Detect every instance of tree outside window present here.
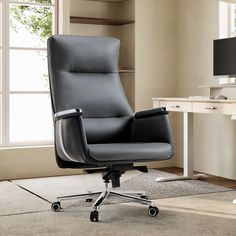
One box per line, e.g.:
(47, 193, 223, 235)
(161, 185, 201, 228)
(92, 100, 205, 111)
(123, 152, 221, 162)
(10, 0, 53, 39)
(10, 0, 54, 90)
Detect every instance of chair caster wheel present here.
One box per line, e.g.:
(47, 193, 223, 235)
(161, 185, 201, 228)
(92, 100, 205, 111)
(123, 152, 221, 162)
(51, 202, 61, 212)
(148, 206, 159, 217)
(140, 195, 149, 200)
(90, 210, 99, 222)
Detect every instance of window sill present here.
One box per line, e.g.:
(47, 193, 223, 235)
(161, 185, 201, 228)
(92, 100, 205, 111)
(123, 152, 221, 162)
(0, 144, 54, 150)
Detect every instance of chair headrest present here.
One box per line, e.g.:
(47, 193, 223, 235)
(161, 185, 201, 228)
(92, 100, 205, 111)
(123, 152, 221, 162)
(47, 35, 120, 74)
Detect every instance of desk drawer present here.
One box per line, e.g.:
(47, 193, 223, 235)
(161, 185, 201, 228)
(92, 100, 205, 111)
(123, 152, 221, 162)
(159, 101, 192, 112)
(192, 102, 232, 115)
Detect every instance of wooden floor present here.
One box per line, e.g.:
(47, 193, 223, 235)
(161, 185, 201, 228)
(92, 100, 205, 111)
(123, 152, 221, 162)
(157, 167, 236, 190)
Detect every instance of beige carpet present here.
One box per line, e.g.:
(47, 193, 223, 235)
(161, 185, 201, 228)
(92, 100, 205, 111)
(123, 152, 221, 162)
(0, 191, 236, 236)
(0, 181, 49, 216)
(1, 172, 236, 235)
(12, 170, 141, 202)
(12, 170, 231, 204)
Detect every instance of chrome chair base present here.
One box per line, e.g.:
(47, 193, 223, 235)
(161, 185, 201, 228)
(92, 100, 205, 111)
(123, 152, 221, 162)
(51, 181, 159, 222)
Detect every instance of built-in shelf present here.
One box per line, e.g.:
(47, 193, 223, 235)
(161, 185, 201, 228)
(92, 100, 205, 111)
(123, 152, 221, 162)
(119, 69, 135, 73)
(70, 16, 135, 26)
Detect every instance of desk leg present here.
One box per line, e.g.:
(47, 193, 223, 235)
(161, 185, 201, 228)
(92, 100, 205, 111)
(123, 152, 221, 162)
(156, 112, 207, 182)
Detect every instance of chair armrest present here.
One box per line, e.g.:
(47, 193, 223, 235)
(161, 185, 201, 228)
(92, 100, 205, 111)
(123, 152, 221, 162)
(132, 110, 174, 150)
(54, 109, 82, 121)
(54, 108, 90, 164)
(134, 107, 168, 119)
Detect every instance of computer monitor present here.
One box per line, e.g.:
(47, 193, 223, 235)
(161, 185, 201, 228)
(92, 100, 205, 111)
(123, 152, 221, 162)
(214, 37, 236, 77)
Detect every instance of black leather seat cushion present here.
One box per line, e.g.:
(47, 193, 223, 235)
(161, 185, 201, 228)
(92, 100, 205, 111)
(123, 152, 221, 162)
(88, 143, 172, 162)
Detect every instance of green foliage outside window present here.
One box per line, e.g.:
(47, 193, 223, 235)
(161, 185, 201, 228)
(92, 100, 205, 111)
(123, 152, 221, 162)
(10, 0, 55, 90)
(10, 0, 53, 40)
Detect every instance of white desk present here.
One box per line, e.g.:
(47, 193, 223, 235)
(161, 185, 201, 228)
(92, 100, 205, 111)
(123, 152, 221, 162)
(153, 97, 236, 184)
(153, 97, 236, 204)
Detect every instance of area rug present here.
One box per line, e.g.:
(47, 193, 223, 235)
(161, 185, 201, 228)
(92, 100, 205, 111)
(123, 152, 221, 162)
(12, 169, 233, 209)
(120, 169, 232, 199)
(66, 169, 232, 208)
(1, 191, 236, 236)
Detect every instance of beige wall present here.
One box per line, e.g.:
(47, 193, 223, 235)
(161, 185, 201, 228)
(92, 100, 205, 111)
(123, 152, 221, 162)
(0, 146, 82, 180)
(135, 0, 177, 167)
(135, 0, 177, 111)
(176, 0, 236, 180)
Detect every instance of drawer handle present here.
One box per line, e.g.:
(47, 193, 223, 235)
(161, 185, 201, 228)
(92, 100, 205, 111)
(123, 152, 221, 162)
(170, 105, 181, 108)
(205, 107, 217, 110)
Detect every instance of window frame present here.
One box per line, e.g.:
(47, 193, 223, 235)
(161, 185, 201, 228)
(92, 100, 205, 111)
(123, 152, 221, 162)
(229, 3, 236, 37)
(1, 0, 7, 147)
(0, 0, 58, 147)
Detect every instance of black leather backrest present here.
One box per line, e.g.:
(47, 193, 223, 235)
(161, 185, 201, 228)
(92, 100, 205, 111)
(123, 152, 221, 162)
(48, 35, 133, 143)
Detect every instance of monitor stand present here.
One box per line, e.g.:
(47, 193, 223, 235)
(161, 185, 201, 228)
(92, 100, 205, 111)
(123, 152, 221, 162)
(219, 77, 236, 85)
(198, 83, 236, 98)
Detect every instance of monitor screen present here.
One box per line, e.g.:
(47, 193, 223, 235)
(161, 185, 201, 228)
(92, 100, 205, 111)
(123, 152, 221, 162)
(214, 37, 236, 77)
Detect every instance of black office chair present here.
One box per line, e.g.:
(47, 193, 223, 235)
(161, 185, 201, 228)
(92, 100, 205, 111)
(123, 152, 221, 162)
(47, 35, 174, 222)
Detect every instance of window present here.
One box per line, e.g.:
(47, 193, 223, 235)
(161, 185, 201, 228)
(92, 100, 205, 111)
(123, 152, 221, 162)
(219, 0, 236, 38)
(0, 0, 57, 147)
